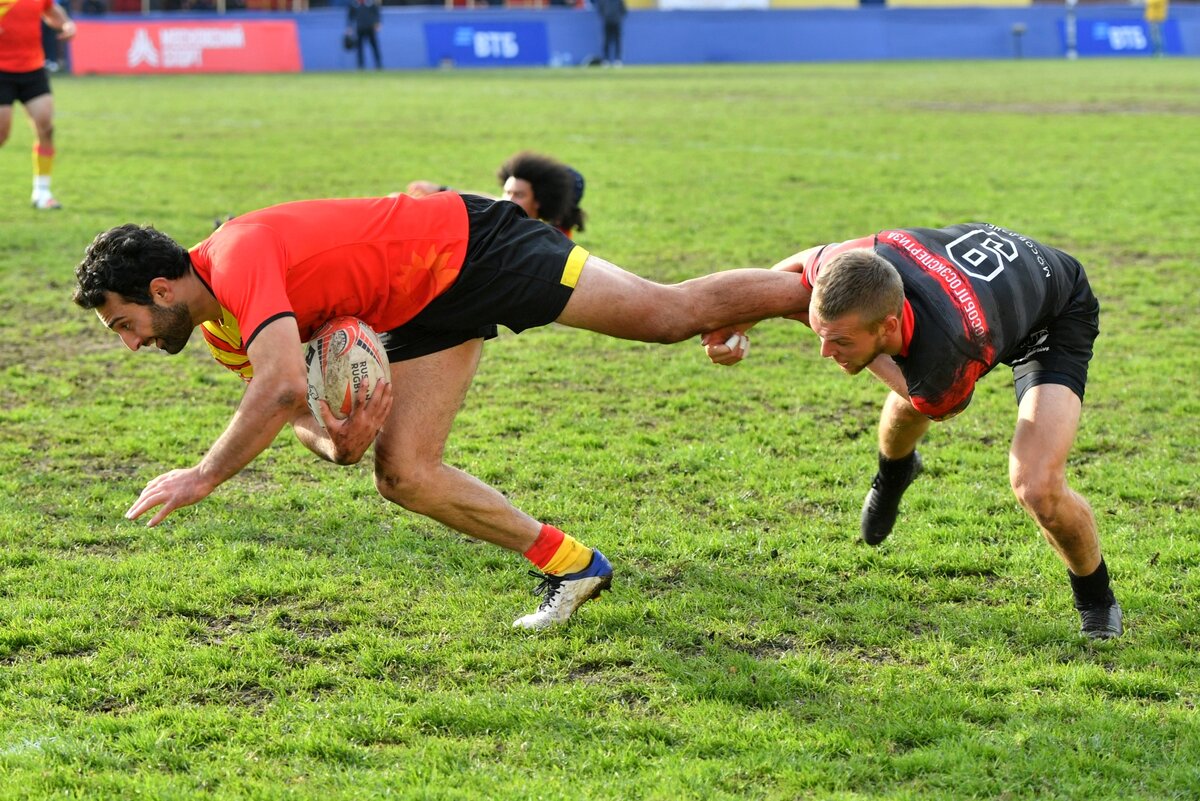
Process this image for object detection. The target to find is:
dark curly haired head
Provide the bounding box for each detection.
[73,224,191,310]
[497,151,587,234]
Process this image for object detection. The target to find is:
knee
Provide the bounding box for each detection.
[374,460,437,511]
[1009,465,1066,523]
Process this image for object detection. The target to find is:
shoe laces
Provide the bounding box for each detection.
[1079,604,1115,630]
[528,570,564,609]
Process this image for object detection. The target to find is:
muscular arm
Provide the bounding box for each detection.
[866,354,909,398]
[125,317,310,526]
[702,245,820,364]
[769,246,820,325]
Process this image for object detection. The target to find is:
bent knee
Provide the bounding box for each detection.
[374,461,439,510]
[1009,469,1068,521]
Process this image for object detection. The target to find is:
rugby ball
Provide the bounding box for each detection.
[305,317,390,424]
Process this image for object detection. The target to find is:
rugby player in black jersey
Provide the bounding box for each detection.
[706,223,1122,640]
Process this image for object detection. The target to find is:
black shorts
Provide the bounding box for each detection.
[1009,251,1099,405]
[379,194,587,362]
[0,69,52,107]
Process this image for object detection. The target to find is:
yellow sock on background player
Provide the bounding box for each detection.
[32,144,61,210]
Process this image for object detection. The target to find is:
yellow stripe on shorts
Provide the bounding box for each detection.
[560,245,589,288]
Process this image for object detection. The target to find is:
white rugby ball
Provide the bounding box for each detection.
[305,316,390,424]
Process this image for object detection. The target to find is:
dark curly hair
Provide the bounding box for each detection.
[497,151,587,234]
[73,224,192,310]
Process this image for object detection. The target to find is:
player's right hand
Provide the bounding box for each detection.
[318,378,393,465]
[701,328,750,366]
[405,180,441,198]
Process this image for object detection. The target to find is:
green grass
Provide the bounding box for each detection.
[2,60,1199,799]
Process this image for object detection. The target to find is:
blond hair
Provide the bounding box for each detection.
[812,248,904,327]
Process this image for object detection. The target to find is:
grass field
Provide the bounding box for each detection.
[1,60,1199,799]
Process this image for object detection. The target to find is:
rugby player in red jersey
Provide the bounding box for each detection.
[72,192,806,630]
[0,0,74,210]
[706,223,1123,640]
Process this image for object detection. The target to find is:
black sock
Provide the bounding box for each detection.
[877,451,917,484]
[1069,558,1116,610]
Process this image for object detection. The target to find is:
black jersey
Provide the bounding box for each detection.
[805,224,1093,420]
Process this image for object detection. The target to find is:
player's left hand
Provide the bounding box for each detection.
[126,466,217,527]
[57,20,76,41]
[319,378,393,465]
[701,328,750,366]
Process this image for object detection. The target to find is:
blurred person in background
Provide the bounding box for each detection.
[1145,0,1168,56]
[0,0,75,210]
[595,0,627,66]
[346,0,382,70]
[404,151,587,239]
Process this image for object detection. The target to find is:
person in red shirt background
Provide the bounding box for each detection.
[72,192,807,631]
[0,0,75,210]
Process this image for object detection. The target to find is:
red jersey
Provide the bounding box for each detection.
[0,0,53,72]
[193,193,468,380]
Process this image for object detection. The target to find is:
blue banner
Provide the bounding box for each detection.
[1061,19,1182,56]
[424,21,549,67]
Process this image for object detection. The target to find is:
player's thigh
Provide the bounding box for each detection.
[1009,382,1082,485]
[556,255,676,339]
[0,104,13,143]
[375,338,484,471]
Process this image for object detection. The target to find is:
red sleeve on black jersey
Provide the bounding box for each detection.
[802,236,878,291]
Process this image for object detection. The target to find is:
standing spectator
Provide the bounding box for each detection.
[595,0,626,67]
[346,0,382,70]
[1145,0,1168,56]
[0,0,76,210]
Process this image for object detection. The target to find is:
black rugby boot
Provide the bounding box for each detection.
[860,451,923,545]
[1079,601,1124,640]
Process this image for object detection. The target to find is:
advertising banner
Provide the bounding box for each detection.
[1060,18,1182,56]
[423,21,549,67]
[73,20,302,74]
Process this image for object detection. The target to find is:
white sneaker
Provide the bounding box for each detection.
[512,550,613,630]
[32,194,63,210]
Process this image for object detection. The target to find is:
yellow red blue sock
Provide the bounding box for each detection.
[524,524,593,576]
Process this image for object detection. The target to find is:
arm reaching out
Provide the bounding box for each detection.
[702,245,821,365]
[125,317,310,527]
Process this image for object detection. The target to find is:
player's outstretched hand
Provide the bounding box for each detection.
[701,328,751,366]
[319,378,393,465]
[126,467,217,527]
[405,180,442,198]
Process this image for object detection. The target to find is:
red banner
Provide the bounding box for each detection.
[73,20,301,74]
